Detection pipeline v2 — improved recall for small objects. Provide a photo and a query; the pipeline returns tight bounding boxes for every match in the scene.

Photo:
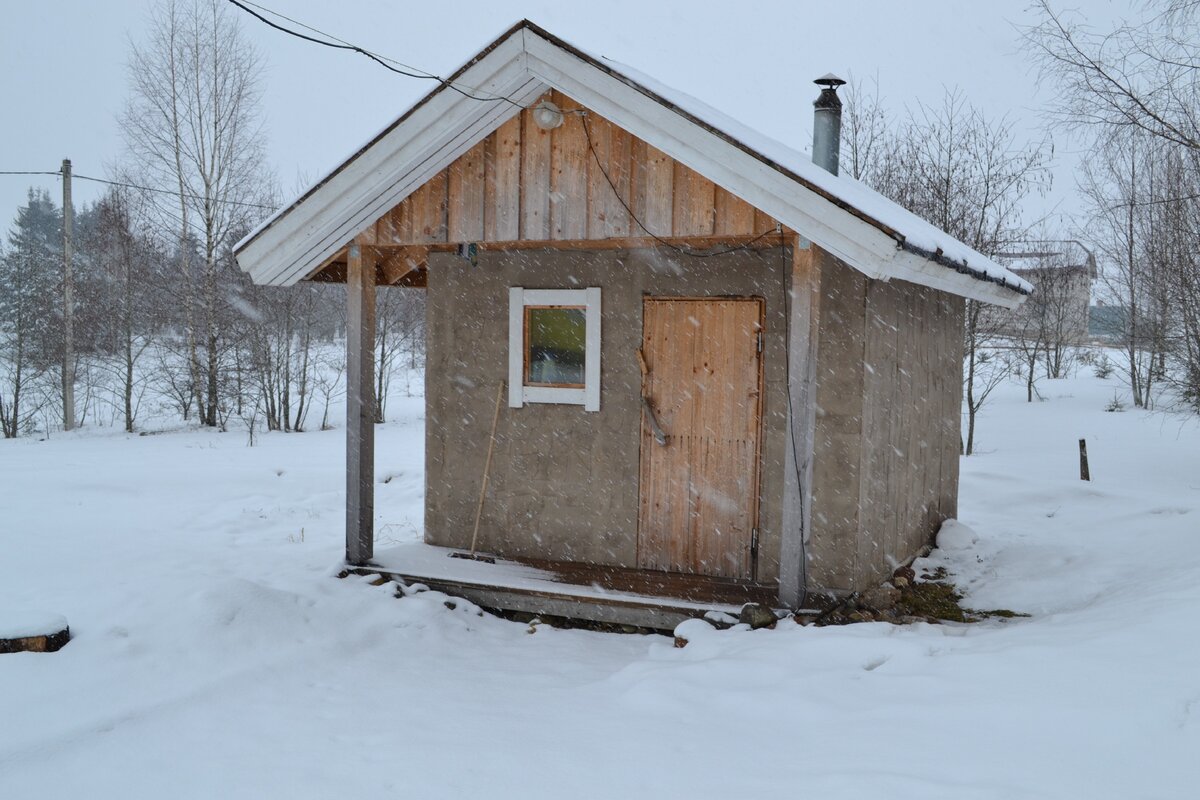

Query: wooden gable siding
[353,90,777,251]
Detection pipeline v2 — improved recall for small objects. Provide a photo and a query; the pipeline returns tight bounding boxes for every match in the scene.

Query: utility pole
[61,158,75,431]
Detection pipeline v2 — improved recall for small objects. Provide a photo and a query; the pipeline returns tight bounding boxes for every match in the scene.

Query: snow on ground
[2,367,1198,798]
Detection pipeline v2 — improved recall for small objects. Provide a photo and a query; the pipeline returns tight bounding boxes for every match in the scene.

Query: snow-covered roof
[995,241,1097,278]
[235,20,1030,307]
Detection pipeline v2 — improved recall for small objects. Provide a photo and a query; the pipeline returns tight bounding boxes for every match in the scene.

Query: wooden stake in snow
[1079,438,1091,481]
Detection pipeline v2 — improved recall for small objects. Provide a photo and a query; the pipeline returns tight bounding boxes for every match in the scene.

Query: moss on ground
[803,568,1030,626]
[896,580,971,622]
[898,571,1030,623]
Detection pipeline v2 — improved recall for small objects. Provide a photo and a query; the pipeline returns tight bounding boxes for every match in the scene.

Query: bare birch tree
[122,0,269,427]
[1026,0,1200,151]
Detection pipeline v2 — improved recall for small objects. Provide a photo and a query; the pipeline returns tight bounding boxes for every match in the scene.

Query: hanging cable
[2,169,276,210]
[780,238,810,611]
[579,112,780,258]
[226,0,524,110]
[74,174,276,211]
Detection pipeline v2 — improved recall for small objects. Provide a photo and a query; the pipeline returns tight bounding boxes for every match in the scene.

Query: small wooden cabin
[235,21,1030,627]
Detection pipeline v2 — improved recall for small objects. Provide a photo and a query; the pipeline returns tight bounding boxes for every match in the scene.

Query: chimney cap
[814,74,847,89]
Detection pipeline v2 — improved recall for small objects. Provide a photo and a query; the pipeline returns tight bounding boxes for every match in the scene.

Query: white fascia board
[239,36,534,286]
[523,37,898,275]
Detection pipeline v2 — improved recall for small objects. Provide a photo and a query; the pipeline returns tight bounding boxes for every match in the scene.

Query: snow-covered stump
[0,614,70,654]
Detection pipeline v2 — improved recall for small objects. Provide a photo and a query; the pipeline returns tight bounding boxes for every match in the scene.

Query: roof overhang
[235,21,1029,309]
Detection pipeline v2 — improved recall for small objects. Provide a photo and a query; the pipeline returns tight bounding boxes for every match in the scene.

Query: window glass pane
[527,306,586,386]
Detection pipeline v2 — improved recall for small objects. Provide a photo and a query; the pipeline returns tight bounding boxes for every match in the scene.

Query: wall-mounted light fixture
[532,100,564,131]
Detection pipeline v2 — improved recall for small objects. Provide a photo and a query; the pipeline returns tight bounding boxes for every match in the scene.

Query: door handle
[641,396,668,446]
[636,348,668,446]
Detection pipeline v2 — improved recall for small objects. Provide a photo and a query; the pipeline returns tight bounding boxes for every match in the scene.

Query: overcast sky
[0,0,1132,248]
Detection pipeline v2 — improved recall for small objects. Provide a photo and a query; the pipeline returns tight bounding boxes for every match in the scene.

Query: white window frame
[508,287,601,412]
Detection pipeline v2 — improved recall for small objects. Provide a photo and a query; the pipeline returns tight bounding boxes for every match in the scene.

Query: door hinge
[756,330,763,353]
[750,527,760,556]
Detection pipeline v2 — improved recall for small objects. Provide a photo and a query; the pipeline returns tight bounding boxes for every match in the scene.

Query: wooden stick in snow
[467,381,505,555]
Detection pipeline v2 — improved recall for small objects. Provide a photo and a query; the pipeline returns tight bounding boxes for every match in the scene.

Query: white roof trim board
[235,21,1031,308]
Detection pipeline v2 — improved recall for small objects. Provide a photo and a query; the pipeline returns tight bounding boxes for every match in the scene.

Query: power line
[2,168,276,210]
[227,0,524,110]
[74,173,276,211]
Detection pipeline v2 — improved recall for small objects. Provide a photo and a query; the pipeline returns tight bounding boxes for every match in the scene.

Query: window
[508,288,601,411]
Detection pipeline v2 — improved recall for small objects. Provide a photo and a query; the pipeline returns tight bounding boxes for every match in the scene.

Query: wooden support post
[779,238,822,608]
[346,243,376,565]
[1079,438,1090,482]
[61,158,75,431]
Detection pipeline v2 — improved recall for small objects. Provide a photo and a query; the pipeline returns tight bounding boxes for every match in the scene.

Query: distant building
[992,241,1096,343]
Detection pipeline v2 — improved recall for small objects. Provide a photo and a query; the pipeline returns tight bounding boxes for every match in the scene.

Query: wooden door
[637,298,764,580]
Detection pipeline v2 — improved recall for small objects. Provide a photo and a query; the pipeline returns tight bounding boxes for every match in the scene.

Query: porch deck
[360,542,781,631]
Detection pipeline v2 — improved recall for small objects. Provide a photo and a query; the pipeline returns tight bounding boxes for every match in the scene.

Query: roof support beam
[346,242,376,566]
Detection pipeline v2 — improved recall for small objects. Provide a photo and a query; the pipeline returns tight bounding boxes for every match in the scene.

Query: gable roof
[995,240,1097,279]
[235,20,1031,308]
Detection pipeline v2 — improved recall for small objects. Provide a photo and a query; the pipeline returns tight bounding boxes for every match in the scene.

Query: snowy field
[2,366,1199,799]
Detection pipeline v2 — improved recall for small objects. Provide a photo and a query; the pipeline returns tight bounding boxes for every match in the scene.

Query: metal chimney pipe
[812,74,846,175]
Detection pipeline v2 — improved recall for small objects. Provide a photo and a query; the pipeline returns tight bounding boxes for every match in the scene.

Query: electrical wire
[74,173,276,211]
[2,169,276,211]
[579,112,781,258]
[227,0,524,110]
[780,238,810,611]
[231,1,782,256]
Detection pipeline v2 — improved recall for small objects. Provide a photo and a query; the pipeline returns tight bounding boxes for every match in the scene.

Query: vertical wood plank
[427,170,450,243]
[714,186,756,236]
[485,115,522,241]
[672,163,716,237]
[346,243,376,565]
[448,140,486,242]
[520,94,552,240]
[550,92,588,240]
[587,116,632,238]
[754,208,777,235]
[376,204,402,245]
[631,139,673,237]
[396,197,414,243]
